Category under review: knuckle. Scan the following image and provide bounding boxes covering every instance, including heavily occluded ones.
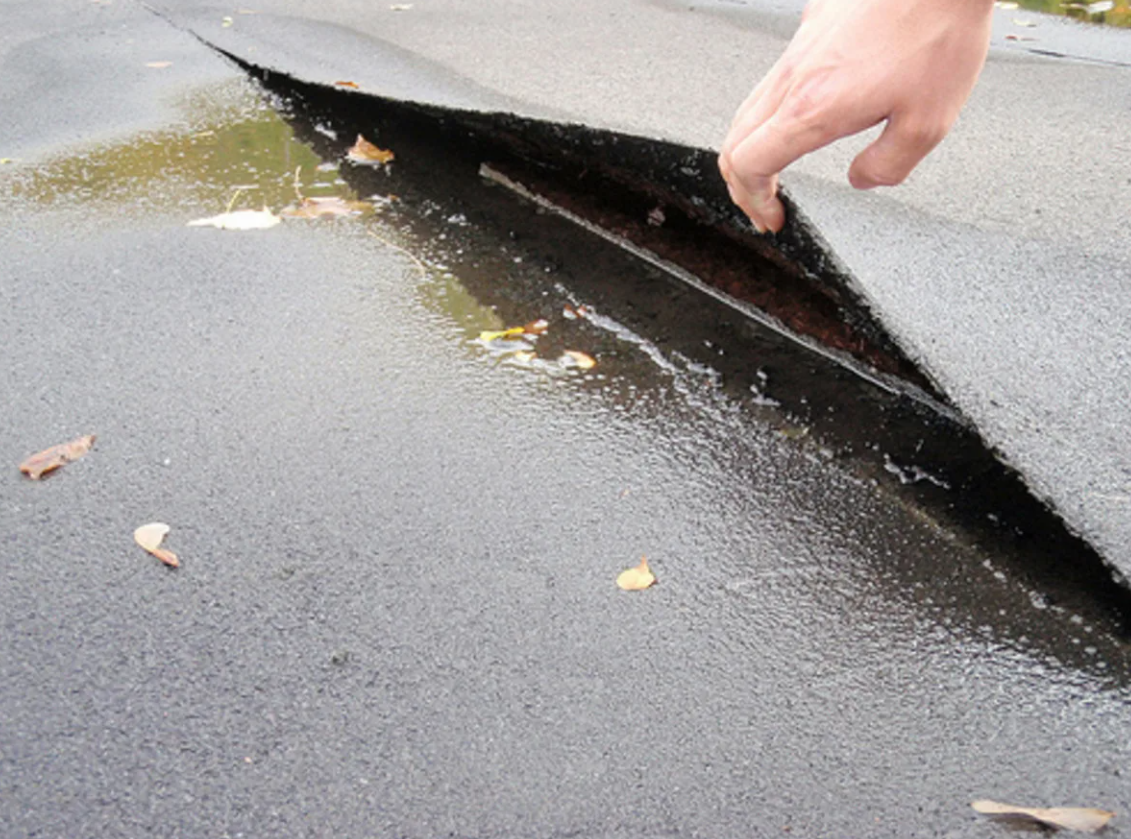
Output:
[902,119,948,151]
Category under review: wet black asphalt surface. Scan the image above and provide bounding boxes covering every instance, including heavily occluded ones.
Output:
[1,3,1130,838]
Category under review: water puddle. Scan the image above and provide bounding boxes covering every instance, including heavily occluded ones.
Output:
[6,67,1129,692]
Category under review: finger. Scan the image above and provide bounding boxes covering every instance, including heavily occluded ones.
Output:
[848,113,948,189]
[723,51,796,160]
[728,175,784,234]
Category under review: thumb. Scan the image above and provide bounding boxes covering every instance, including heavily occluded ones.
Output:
[848,115,948,190]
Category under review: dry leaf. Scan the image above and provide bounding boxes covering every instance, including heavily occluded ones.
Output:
[560,350,596,370]
[617,556,656,591]
[188,207,281,230]
[523,319,550,335]
[19,434,96,480]
[281,196,372,219]
[347,134,395,164]
[971,800,1115,833]
[335,80,360,89]
[145,61,172,69]
[134,522,180,568]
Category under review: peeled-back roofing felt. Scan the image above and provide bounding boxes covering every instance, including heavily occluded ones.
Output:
[150,0,1131,582]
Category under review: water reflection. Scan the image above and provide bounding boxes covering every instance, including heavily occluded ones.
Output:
[1006,0,1131,27]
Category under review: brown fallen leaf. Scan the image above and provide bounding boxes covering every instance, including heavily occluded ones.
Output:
[971,800,1115,833]
[617,556,656,591]
[560,350,596,371]
[335,80,360,89]
[347,134,395,165]
[134,522,180,568]
[19,434,96,480]
[281,196,373,219]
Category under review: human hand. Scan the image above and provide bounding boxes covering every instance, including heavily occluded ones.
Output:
[718,0,995,233]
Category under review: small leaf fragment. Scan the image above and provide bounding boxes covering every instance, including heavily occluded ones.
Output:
[221,15,234,27]
[560,350,596,370]
[134,522,180,568]
[347,134,395,164]
[335,80,360,89]
[19,435,96,480]
[188,207,281,230]
[971,800,1115,833]
[617,556,656,591]
[523,318,550,335]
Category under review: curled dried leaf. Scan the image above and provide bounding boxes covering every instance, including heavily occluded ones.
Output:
[347,134,395,164]
[560,350,596,371]
[19,435,96,480]
[617,556,656,591]
[971,800,1115,833]
[134,522,180,568]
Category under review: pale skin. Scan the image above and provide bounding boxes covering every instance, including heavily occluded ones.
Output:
[719,0,996,233]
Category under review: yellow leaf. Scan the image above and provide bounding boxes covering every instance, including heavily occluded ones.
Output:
[134,522,180,568]
[971,800,1115,833]
[19,434,96,480]
[617,556,656,591]
[479,326,525,342]
[347,134,395,164]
